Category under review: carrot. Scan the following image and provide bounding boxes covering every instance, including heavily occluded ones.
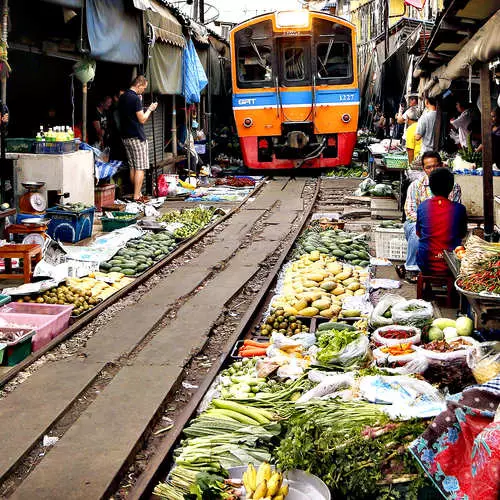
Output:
[243,339,270,348]
[239,349,267,357]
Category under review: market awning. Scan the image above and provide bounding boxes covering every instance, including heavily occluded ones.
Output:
[190,21,210,45]
[426,9,500,96]
[86,0,142,65]
[134,0,186,49]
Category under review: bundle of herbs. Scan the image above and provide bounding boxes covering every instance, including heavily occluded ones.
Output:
[275,400,429,499]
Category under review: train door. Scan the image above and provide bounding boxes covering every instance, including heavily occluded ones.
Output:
[276,36,313,124]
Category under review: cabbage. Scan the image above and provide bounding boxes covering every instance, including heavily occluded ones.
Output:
[455,316,473,336]
[443,327,458,340]
[428,326,444,341]
[432,318,456,330]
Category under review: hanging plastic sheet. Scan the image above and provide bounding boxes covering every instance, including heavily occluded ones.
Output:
[86,0,142,65]
[182,39,208,104]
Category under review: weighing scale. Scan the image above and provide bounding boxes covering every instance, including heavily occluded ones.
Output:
[19,181,47,215]
[6,218,50,246]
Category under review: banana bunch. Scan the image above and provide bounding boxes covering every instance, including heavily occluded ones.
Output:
[242,463,289,500]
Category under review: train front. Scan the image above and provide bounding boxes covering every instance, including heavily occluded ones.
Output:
[230,10,359,170]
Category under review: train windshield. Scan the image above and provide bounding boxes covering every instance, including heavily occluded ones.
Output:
[238,44,273,83]
[313,19,354,85]
[317,42,351,79]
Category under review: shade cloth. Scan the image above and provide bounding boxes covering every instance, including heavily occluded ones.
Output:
[183,39,208,104]
[86,0,142,65]
[149,43,183,95]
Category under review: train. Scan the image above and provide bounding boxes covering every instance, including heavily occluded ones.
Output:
[230,9,359,170]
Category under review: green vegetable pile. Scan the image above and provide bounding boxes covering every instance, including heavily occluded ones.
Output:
[316,328,361,365]
[157,207,217,239]
[293,227,370,266]
[100,232,176,275]
[276,400,429,499]
[325,165,368,178]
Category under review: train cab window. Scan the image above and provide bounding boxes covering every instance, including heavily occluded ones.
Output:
[317,42,352,80]
[238,45,273,84]
[284,47,306,81]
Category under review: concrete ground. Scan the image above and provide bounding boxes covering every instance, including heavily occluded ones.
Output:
[0,177,312,500]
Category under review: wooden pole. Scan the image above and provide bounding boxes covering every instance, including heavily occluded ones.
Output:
[1,0,7,104]
[384,0,389,60]
[172,95,177,157]
[199,0,205,23]
[82,82,88,143]
[480,62,493,240]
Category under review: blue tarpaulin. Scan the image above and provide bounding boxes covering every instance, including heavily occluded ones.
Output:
[182,39,208,104]
[86,0,142,65]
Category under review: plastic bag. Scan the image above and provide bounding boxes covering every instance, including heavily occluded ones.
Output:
[415,337,477,363]
[371,325,421,347]
[381,355,429,375]
[369,294,406,329]
[369,183,393,197]
[359,177,376,194]
[312,334,371,369]
[359,375,446,419]
[391,299,434,329]
[297,372,355,403]
[467,341,500,384]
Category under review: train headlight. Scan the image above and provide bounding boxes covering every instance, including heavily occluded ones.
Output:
[275,10,309,28]
[243,117,253,128]
[341,113,351,123]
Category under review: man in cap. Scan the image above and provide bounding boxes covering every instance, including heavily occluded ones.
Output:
[396,93,421,128]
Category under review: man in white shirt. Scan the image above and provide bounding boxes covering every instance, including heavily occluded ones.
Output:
[450,99,472,148]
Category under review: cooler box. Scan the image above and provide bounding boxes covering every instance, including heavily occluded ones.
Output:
[46,206,95,243]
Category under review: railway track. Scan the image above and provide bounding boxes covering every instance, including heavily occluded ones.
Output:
[0,176,365,499]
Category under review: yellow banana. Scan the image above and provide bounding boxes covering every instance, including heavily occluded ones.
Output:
[242,471,254,498]
[247,464,257,491]
[273,496,284,500]
[266,472,282,497]
[256,462,271,484]
[253,480,268,500]
[278,482,289,496]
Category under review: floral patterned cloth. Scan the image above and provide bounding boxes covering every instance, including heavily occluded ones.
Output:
[410,385,500,499]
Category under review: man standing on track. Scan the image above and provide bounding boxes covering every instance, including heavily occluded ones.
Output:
[118,75,158,201]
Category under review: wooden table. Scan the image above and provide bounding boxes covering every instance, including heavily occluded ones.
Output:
[0,244,42,283]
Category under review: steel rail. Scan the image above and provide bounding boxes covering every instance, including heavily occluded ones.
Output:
[0,181,266,389]
[126,179,320,500]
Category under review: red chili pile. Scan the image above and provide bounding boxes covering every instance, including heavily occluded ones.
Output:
[215,177,256,187]
[379,329,413,340]
[457,257,500,294]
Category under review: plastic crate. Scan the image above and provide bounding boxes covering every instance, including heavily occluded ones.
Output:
[0,312,61,352]
[46,206,95,243]
[94,184,116,211]
[6,138,34,153]
[384,154,408,169]
[0,328,35,366]
[373,226,408,260]
[101,212,139,232]
[35,140,77,154]
[0,303,73,340]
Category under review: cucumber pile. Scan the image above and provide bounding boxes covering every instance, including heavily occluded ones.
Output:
[100,232,177,276]
[294,228,371,267]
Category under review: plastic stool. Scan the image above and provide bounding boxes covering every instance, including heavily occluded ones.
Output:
[416,273,455,308]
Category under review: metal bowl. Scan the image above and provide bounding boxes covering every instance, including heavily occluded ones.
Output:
[21,218,50,227]
[21,181,45,191]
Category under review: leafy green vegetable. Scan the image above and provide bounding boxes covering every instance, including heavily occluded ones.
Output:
[276,401,430,499]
